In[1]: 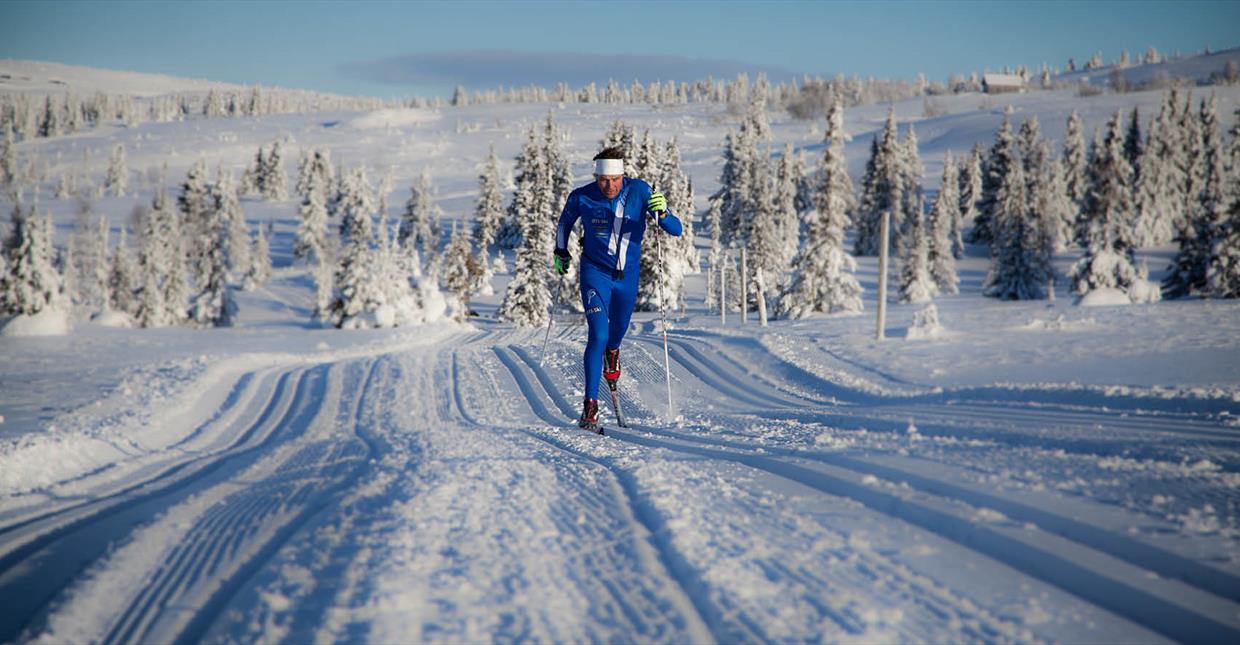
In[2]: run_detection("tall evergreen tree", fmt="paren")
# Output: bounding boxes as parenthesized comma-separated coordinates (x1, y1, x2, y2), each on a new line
(896, 123, 924, 255)
(1063, 110, 1089, 240)
(261, 140, 289, 201)
(955, 143, 982, 258)
(970, 108, 1016, 245)
(104, 144, 128, 197)
(778, 100, 862, 317)
(108, 227, 137, 316)
(472, 145, 505, 264)
(1073, 111, 1142, 297)
(212, 166, 250, 278)
(244, 223, 271, 291)
(294, 161, 331, 266)
(1133, 93, 1183, 247)
(927, 152, 960, 295)
(1168, 97, 1227, 298)
(153, 188, 189, 323)
(399, 169, 443, 266)
(178, 159, 214, 279)
(854, 108, 903, 256)
(774, 143, 801, 263)
(190, 198, 237, 327)
(984, 139, 1053, 300)
(1, 203, 61, 316)
(1123, 107, 1144, 184)
(899, 207, 935, 304)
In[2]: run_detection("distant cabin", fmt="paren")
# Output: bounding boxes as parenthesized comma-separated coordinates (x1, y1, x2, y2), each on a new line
(982, 73, 1025, 94)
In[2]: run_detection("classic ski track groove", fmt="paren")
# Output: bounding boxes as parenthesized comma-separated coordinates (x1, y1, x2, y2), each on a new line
(531, 330, 1240, 642)
(487, 345, 722, 643)
(501, 342, 1057, 642)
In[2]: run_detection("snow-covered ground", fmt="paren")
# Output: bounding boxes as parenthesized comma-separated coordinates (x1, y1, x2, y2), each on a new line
(1, 60, 1239, 643)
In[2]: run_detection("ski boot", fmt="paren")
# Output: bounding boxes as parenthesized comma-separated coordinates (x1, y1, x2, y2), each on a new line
(603, 348, 621, 387)
(578, 398, 603, 435)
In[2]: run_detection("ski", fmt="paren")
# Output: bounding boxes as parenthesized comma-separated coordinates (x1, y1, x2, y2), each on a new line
(607, 380, 628, 428)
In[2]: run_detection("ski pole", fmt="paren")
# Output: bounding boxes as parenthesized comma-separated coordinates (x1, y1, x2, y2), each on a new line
(540, 266, 557, 367)
(652, 203, 674, 421)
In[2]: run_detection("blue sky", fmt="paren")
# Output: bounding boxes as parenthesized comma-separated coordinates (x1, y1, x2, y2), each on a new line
(2, 1, 1238, 98)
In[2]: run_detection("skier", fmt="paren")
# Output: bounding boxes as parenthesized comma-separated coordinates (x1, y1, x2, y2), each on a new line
(554, 146, 682, 432)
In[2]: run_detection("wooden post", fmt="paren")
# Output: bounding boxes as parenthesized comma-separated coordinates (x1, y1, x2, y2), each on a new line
(740, 246, 748, 325)
(720, 252, 727, 326)
(756, 269, 768, 327)
(876, 210, 890, 340)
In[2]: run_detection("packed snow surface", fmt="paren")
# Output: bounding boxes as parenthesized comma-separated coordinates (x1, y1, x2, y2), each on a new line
(1, 60, 1239, 643)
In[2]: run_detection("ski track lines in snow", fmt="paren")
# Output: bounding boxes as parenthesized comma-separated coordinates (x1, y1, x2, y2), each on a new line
(492, 342, 1048, 642)
(512, 330, 1240, 643)
(0, 359, 380, 643)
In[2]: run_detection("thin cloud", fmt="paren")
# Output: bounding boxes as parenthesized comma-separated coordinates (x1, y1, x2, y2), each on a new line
(340, 50, 801, 90)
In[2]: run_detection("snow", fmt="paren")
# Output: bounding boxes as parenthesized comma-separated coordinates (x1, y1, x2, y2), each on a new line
(339, 108, 442, 130)
(0, 307, 70, 336)
(2, 56, 1240, 643)
(1077, 286, 1132, 306)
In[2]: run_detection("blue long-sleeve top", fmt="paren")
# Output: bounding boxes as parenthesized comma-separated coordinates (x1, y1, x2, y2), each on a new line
(555, 177, 682, 275)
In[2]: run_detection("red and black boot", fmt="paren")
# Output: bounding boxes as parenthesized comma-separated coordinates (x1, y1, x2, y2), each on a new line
(603, 348, 621, 387)
(578, 398, 603, 434)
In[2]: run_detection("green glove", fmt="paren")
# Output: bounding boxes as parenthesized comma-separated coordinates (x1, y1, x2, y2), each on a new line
(647, 191, 667, 215)
(553, 249, 571, 275)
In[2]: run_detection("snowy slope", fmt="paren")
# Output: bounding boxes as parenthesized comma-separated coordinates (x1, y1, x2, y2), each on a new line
(1, 60, 1239, 643)
(0, 59, 248, 97)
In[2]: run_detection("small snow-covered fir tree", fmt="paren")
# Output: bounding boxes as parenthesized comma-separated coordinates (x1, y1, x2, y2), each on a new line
(899, 206, 935, 304)
(178, 159, 214, 278)
(152, 188, 189, 323)
(896, 123, 924, 256)
(1169, 96, 1228, 298)
(399, 169, 442, 264)
(104, 144, 128, 197)
(774, 143, 801, 264)
(109, 227, 138, 316)
(854, 109, 903, 256)
(471, 145, 505, 273)
(1, 203, 62, 316)
(928, 151, 960, 295)
(294, 163, 330, 266)
(212, 166, 250, 278)
(244, 223, 271, 291)
(135, 203, 170, 328)
(241, 144, 265, 196)
(261, 140, 289, 201)
(738, 158, 783, 313)
(190, 202, 237, 328)
(1073, 111, 1143, 299)
(955, 143, 982, 258)
(970, 107, 1016, 245)
(659, 137, 699, 277)
(1133, 93, 1183, 247)
(778, 100, 863, 317)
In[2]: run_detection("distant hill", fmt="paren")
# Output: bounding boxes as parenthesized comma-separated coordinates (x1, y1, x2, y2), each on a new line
(1055, 46, 1240, 90)
(0, 59, 249, 97)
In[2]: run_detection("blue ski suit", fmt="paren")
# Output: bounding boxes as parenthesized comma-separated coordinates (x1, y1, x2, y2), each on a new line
(555, 177, 682, 400)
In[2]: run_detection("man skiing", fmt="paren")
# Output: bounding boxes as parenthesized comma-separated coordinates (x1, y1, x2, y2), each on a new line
(554, 146, 682, 433)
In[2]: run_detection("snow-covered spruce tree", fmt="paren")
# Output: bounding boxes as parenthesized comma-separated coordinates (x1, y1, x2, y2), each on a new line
(659, 137, 699, 277)
(738, 157, 784, 314)
(1124, 107, 1144, 183)
(295, 149, 334, 203)
(294, 161, 330, 266)
(440, 221, 476, 317)
(928, 151, 960, 295)
(498, 128, 553, 326)
(244, 223, 271, 291)
(241, 144, 265, 196)
(1207, 186, 1240, 298)
(896, 123, 924, 256)
(714, 100, 767, 248)
(793, 148, 815, 216)
(190, 196, 237, 328)
(970, 107, 1016, 245)
(152, 188, 189, 324)
(1072, 111, 1143, 299)
(104, 144, 128, 197)
(212, 166, 250, 279)
(984, 138, 1053, 301)
(704, 197, 723, 309)
(955, 143, 982, 258)
(899, 207, 935, 304)
(1, 202, 62, 316)
(775, 143, 801, 264)
(1168, 96, 1228, 298)
(176, 159, 213, 284)
(1133, 93, 1184, 247)
(0, 124, 16, 188)
(329, 167, 388, 328)
(471, 145, 505, 276)
(399, 169, 442, 265)
(261, 140, 288, 201)
(778, 99, 862, 317)
(854, 109, 903, 256)
(87, 215, 111, 313)
(134, 203, 170, 328)
(1177, 90, 1204, 234)
(633, 129, 659, 183)
(498, 115, 571, 327)
(108, 227, 138, 316)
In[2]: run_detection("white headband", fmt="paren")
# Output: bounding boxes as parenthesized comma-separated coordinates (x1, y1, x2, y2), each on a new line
(594, 158, 624, 176)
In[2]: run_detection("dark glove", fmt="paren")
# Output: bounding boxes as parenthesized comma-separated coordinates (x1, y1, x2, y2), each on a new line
(553, 248, 571, 275)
